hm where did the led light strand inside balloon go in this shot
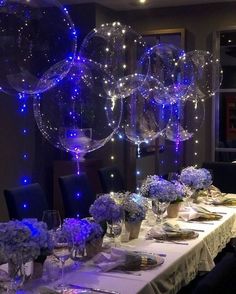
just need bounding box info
[18,93,31,185]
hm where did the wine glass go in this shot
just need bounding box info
[152,200,170,227]
[168,172,179,182]
[70,231,85,268]
[106,221,122,247]
[42,210,61,231]
[52,232,70,290]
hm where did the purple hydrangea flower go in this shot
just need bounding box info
[180,166,212,190]
[89,194,123,223]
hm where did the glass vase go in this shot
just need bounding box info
[152,200,170,227]
[7,259,25,292]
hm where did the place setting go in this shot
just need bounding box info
[145,222,199,245]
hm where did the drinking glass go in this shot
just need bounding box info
[152,200,170,227]
[53,232,70,290]
[168,172,179,182]
[6,253,25,293]
[106,221,122,247]
[42,210,61,231]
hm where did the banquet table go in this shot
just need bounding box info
[5,199,236,294]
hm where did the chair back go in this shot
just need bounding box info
[98,166,125,193]
[202,162,236,193]
[4,183,48,220]
[59,173,96,218]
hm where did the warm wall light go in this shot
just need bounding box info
[139,0,146,3]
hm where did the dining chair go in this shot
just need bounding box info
[98,166,125,193]
[202,162,236,193]
[4,183,48,220]
[58,173,96,218]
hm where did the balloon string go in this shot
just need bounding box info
[75,154,80,175]
[137,143,141,158]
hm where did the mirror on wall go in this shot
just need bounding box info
[214,29,236,161]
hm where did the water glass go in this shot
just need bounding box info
[53,232,70,290]
[42,210,61,231]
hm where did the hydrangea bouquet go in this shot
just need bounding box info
[180,166,212,190]
[89,194,123,223]
[170,180,187,203]
[140,175,178,203]
[62,218,103,248]
[0,219,53,265]
[121,193,146,223]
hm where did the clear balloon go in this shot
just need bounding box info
[79,22,147,99]
[0,0,77,95]
[183,50,223,100]
[139,43,193,102]
[33,57,123,159]
[123,91,171,146]
[162,99,205,142]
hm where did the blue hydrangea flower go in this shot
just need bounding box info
[180,166,212,190]
[140,176,178,203]
[89,194,123,223]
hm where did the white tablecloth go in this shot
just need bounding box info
[5,203,236,294]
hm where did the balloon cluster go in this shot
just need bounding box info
[0,1,223,163]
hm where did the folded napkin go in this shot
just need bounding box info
[146,222,197,240]
[179,205,222,221]
[93,248,161,272]
[212,197,236,206]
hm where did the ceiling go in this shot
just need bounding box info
[62,0,235,10]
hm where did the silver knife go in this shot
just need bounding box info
[68,284,120,294]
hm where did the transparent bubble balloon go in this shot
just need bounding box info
[123,91,171,152]
[33,57,123,161]
[162,99,205,142]
[79,22,147,99]
[184,50,223,100]
[139,43,193,101]
[138,74,175,105]
[0,0,77,95]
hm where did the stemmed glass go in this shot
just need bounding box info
[168,172,179,182]
[52,232,70,290]
[42,210,61,232]
[106,221,122,247]
[152,200,170,227]
[70,231,85,268]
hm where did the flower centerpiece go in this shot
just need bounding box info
[180,166,212,202]
[121,193,146,224]
[140,175,178,225]
[89,194,123,223]
[167,180,186,217]
[62,218,103,258]
[0,219,52,264]
[121,193,146,239]
[0,219,53,282]
[89,194,123,242]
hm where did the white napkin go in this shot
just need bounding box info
[92,248,126,272]
[179,204,216,221]
[146,223,181,239]
[178,206,200,221]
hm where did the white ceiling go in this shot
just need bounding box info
[62,0,236,10]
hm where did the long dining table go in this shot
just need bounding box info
[19,196,236,294]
